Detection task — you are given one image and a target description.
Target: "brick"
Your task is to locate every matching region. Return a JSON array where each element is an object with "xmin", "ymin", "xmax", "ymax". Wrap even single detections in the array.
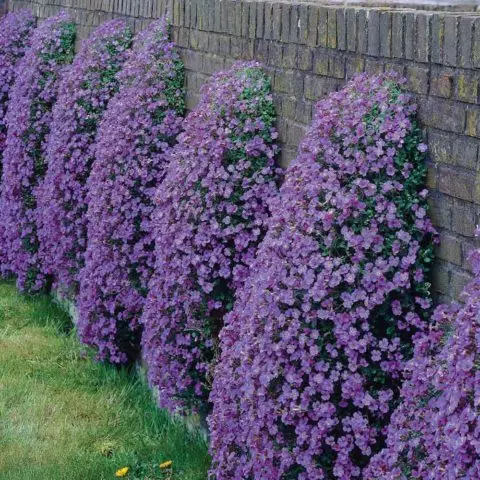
[
  {"xmin": 267, "ymin": 42, "xmax": 283, "ymax": 67},
  {"xmin": 226, "ymin": 1, "xmax": 235, "ymax": 35},
  {"xmin": 431, "ymin": 260, "xmax": 450, "ymax": 295},
  {"xmin": 189, "ymin": 30, "xmax": 208, "ymax": 51},
  {"xmin": 276, "ymin": 118, "xmax": 288, "ymax": 144},
  {"xmin": 274, "ymin": 70, "xmax": 303, "ymax": 96},
  {"xmin": 379, "ymin": 11, "xmax": 392, "ymax": 58},
  {"xmin": 280, "ymin": 3, "xmax": 290, "ymax": 43},
  {"xmin": 241, "ymin": 2, "xmax": 249, "ymax": 38},
  {"xmin": 451, "ymin": 137, "xmax": 479, "ymax": 171},
  {"xmin": 298, "ymin": 5, "xmax": 309, "ymax": 44},
  {"xmin": 304, "ymin": 74, "xmax": 340, "ymax": 101},
  {"xmin": 474, "ymin": 18, "xmax": 480, "ymax": 68},
  {"xmin": 357, "ymin": 9, "xmax": 367, "ymax": 54},
  {"xmin": 295, "ymin": 99, "xmax": 313, "ymax": 125},
  {"xmin": 458, "ymin": 16, "xmax": 474, "ymax": 68},
  {"xmin": 202, "ymin": 54, "xmax": 224, "ymax": 75},
  {"xmin": 450, "ymin": 269, "xmax": 472, "ymax": 299},
  {"xmin": 336, "ymin": 8, "xmax": 346, "ymax": 51},
  {"xmin": 345, "ymin": 56, "xmax": 365, "ymax": 78},
  {"xmin": 429, "ymin": 129, "xmax": 452, "ymax": 165},
  {"xmin": 367, "ymin": 9, "xmax": 380, "ymax": 56},
  {"xmin": 420, "ymin": 98, "xmax": 465, "ymax": 133},
  {"xmin": 466, "ymin": 107, "xmax": 480, "ymax": 138},
  {"xmin": 182, "ymin": 50, "xmax": 203, "ymax": 71},
  {"xmin": 438, "ymin": 166, "xmax": 476, "ymax": 202},
  {"xmin": 444, "ymin": 15, "xmax": 458, "ymax": 66},
  {"xmin": 313, "ymin": 50, "xmax": 329, "ymax": 76},
  {"xmin": 255, "ymin": 2, "xmax": 264, "ymax": 38},
  {"xmin": 307, "ymin": 5, "xmax": 319, "ymax": 47},
  {"xmin": 297, "ymin": 45, "xmax": 313, "ymax": 71},
  {"xmin": 329, "ymin": 55, "xmax": 345, "ymax": 79},
  {"xmin": 176, "ymin": 27, "xmax": 190, "ymax": 49},
  {"xmin": 406, "ymin": 65, "xmax": 429, "ymax": 95},
  {"xmin": 327, "ymin": 7, "xmax": 337, "ymax": 49},
  {"xmin": 263, "ymin": 2, "xmax": 273, "ymax": 39},
  {"xmin": 364, "ymin": 58, "xmax": 384, "ymax": 76},
  {"xmin": 197, "ymin": 0, "xmax": 206, "ymax": 30},
  {"xmin": 215, "ymin": 34, "xmax": 230, "ymax": 56},
  {"xmin": 431, "ymin": 14, "xmax": 445, "ymax": 64},
  {"xmin": 415, "ymin": 13, "xmax": 431, "ymax": 63},
  {"xmin": 213, "ymin": 2, "xmax": 223, "ymax": 33},
  {"xmin": 286, "ymin": 121, "xmax": 307, "ymax": 147},
  {"xmin": 436, "ymin": 232, "xmax": 462, "ymax": 265},
  {"xmin": 426, "ymin": 162, "xmax": 438, "ymax": 189},
  {"xmin": 279, "ymin": 147, "xmax": 297, "ymax": 168},
  {"xmin": 279, "ymin": 95, "xmax": 295, "ymax": 120},
  {"xmin": 289, "ymin": 5, "xmax": 299, "ymax": 44},
  {"xmin": 282, "ymin": 44, "xmax": 297, "ymax": 69},
  {"xmin": 455, "ymin": 72, "xmax": 479, "ymax": 104},
  {"xmin": 271, "ymin": 3, "xmax": 282, "ymax": 41},
  {"xmin": 391, "ymin": 12, "xmax": 404, "ymax": 58},
  {"xmin": 428, "ymin": 193, "xmax": 452, "ymax": 230},
  {"xmin": 404, "ymin": 12, "xmax": 415, "ymax": 60},
  {"xmin": 255, "ymin": 39, "xmax": 269, "ymax": 63},
  {"xmin": 234, "ymin": 1, "xmax": 242, "ymax": 36},
  {"xmin": 452, "ymin": 198, "xmax": 478, "ymax": 237},
  {"xmin": 346, "ymin": 8, "xmax": 357, "ymax": 52},
  {"xmin": 430, "ymin": 68, "xmax": 453, "ymax": 98},
  {"xmin": 318, "ymin": 7, "xmax": 328, "ymax": 48}
]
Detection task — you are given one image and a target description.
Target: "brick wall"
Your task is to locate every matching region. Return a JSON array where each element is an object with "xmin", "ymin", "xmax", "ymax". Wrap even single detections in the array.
[{"xmin": 8, "ymin": 0, "xmax": 480, "ymax": 302}]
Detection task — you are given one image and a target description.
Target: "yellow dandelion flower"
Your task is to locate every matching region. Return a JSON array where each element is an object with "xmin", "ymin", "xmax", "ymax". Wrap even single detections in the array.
[
  {"xmin": 159, "ymin": 460, "xmax": 173, "ymax": 469},
  {"xmin": 115, "ymin": 466, "xmax": 129, "ymax": 477}
]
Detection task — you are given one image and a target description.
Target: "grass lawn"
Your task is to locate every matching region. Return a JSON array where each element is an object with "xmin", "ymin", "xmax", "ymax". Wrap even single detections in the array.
[{"xmin": 0, "ymin": 280, "xmax": 210, "ymax": 480}]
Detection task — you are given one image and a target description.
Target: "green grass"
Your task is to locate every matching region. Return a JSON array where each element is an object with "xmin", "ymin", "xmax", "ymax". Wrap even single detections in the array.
[{"xmin": 0, "ymin": 280, "xmax": 210, "ymax": 480}]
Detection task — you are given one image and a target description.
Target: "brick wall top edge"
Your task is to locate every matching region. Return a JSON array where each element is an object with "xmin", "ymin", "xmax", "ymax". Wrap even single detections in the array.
[{"xmin": 8, "ymin": 0, "xmax": 480, "ymax": 69}]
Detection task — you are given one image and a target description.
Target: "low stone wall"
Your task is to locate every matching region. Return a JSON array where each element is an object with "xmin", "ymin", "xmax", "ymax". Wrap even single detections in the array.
[{"xmin": 8, "ymin": 0, "xmax": 480, "ymax": 302}]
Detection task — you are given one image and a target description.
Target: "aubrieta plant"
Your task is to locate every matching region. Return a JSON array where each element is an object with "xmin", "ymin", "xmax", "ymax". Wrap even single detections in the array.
[
  {"xmin": 0, "ymin": 12, "xmax": 75, "ymax": 293},
  {"xmin": 36, "ymin": 19, "xmax": 133, "ymax": 299},
  {"xmin": 367, "ymin": 229, "xmax": 480, "ymax": 480},
  {"xmin": 209, "ymin": 73, "xmax": 436, "ymax": 480},
  {"xmin": 141, "ymin": 62, "xmax": 279, "ymax": 416},
  {"xmin": 0, "ymin": 9, "xmax": 35, "ymax": 173},
  {"xmin": 77, "ymin": 18, "xmax": 185, "ymax": 365}
]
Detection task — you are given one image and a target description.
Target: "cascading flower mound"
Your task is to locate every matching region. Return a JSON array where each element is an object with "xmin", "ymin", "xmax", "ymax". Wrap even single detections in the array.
[
  {"xmin": 208, "ymin": 73, "xmax": 436, "ymax": 480},
  {"xmin": 0, "ymin": 9, "xmax": 35, "ymax": 170},
  {"xmin": 0, "ymin": 12, "xmax": 75, "ymax": 293},
  {"xmin": 367, "ymin": 230, "xmax": 480, "ymax": 480},
  {"xmin": 141, "ymin": 62, "xmax": 279, "ymax": 415},
  {"xmin": 77, "ymin": 18, "xmax": 185, "ymax": 365},
  {"xmin": 37, "ymin": 19, "xmax": 133, "ymax": 299}
]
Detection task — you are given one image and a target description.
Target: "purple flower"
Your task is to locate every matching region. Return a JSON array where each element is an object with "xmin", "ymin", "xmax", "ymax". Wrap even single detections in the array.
[
  {"xmin": 141, "ymin": 62, "xmax": 280, "ymax": 414},
  {"xmin": 0, "ymin": 9, "xmax": 35, "ymax": 177},
  {"xmin": 77, "ymin": 18, "xmax": 185, "ymax": 364},
  {"xmin": 367, "ymin": 231, "xmax": 480, "ymax": 480},
  {"xmin": 209, "ymin": 73, "xmax": 435, "ymax": 479},
  {"xmin": 36, "ymin": 19, "xmax": 133, "ymax": 299},
  {"xmin": 0, "ymin": 12, "xmax": 75, "ymax": 293}
]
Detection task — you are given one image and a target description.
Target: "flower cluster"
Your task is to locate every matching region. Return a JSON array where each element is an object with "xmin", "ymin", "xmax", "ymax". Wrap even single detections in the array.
[
  {"xmin": 36, "ymin": 19, "xmax": 133, "ymax": 299},
  {"xmin": 0, "ymin": 9, "xmax": 35, "ymax": 173},
  {"xmin": 0, "ymin": 12, "xmax": 75, "ymax": 293},
  {"xmin": 209, "ymin": 73, "xmax": 436, "ymax": 479},
  {"xmin": 77, "ymin": 18, "xmax": 185, "ymax": 364},
  {"xmin": 367, "ymin": 230, "xmax": 480, "ymax": 480},
  {"xmin": 141, "ymin": 62, "xmax": 279, "ymax": 415}
]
